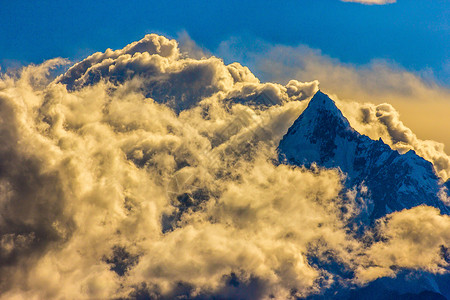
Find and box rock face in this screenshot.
[278,91,449,221]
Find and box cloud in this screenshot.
[57,34,318,113]
[217,38,450,181]
[336,101,450,181]
[340,0,396,4]
[355,206,450,283]
[0,34,448,299]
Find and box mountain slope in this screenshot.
[278,91,449,221]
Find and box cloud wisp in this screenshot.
[0,34,448,299]
[340,0,396,5]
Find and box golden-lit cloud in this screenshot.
[218,39,450,180]
[355,206,450,283]
[0,34,448,299]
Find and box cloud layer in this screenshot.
[218,38,450,181]
[0,34,448,299]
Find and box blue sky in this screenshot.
[0,0,449,85]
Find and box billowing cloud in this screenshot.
[0,34,448,299]
[57,34,318,113]
[340,0,396,4]
[355,206,450,283]
[218,38,450,181]
[336,101,450,181]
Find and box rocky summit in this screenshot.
[278,91,449,222]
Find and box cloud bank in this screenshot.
[0,34,448,299]
[218,37,450,181]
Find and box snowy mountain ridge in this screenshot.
[278,91,449,221]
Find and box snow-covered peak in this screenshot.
[307,90,346,119]
[278,91,449,221]
[280,91,361,168]
[291,90,352,134]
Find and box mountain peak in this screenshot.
[298,90,352,132]
[309,90,340,112]
[278,91,449,221]
[280,91,356,166]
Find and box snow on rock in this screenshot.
[278,91,449,221]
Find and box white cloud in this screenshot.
[341,0,396,5]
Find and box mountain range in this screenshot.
[277,91,450,299]
[279,91,449,222]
